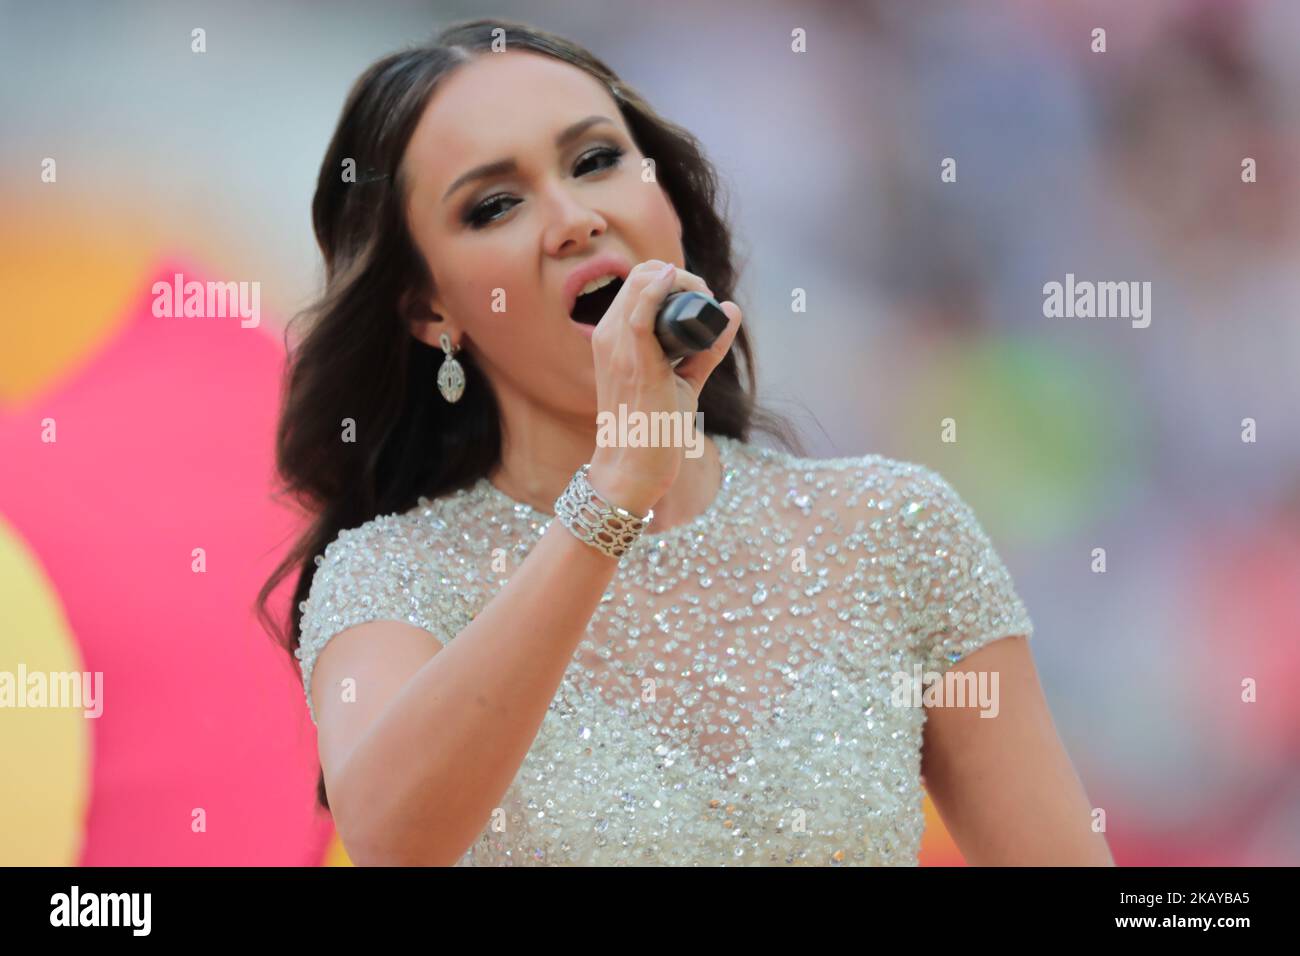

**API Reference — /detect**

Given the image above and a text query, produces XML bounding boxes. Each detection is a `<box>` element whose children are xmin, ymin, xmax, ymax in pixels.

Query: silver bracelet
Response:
<box><xmin>554</xmin><ymin>464</ymin><xmax>653</xmax><ymax>559</ymax></box>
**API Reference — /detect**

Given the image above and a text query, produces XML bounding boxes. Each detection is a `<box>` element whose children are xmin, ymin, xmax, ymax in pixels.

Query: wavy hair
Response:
<box><xmin>256</xmin><ymin>17</ymin><xmax>802</xmax><ymax>811</ymax></box>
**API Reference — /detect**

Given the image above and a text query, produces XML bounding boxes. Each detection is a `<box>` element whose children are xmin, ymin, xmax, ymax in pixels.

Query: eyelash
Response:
<box><xmin>463</xmin><ymin>145</ymin><xmax>626</xmax><ymax>229</ymax></box>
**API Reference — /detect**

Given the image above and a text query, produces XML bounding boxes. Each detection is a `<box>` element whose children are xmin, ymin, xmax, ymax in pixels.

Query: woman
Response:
<box><xmin>259</xmin><ymin>18</ymin><xmax>1113</xmax><ymax>866</ymax></box>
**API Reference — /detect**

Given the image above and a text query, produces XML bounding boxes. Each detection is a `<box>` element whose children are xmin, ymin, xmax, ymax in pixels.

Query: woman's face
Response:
<box><xmin>400</xmin><ymin>50</ymin><xmax>684</xmax><ymax>419</ymax></box>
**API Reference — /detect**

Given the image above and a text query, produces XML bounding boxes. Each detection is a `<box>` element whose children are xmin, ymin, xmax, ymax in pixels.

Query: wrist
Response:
<box><xmin>554</xmin><ymin>462</ymin><xmax>654</xmax><ymax>561</ymax></box>
<box><xmin>586</xmin><ymin>460</ymin><xmax>662</xmax><ymax>518</ymax></box>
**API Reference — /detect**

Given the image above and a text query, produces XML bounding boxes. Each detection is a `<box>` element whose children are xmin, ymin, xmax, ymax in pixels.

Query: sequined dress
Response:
<box><xmin>295</xmin><ymin>434</ymin><xmax>1035</xmax><ymax>865</ymax></box>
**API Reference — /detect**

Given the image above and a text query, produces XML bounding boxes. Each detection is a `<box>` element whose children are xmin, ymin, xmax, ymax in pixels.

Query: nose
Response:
<box><xmin>541</xmin><ymin>180</ymin><xmax>606</xmax><ymax>255</ymax></box>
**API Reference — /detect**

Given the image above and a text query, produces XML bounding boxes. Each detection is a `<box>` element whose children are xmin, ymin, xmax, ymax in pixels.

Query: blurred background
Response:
<box><xmin>2</xmin><ymin>0</ymin><xmax>1297</xmax><ymax>866</ymax></box>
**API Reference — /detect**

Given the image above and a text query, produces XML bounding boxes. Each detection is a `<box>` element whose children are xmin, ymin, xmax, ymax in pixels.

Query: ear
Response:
<box><xmin>400</xmin><ymin>286</ymin><xmax>455</xmax><ymax>349</ymax></box>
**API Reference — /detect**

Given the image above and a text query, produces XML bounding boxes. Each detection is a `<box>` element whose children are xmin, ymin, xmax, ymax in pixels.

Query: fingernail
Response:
<box><xmin>658</xmin><ymin>262</ymin><xmax>675</xmax><ymax>279</ymax></box>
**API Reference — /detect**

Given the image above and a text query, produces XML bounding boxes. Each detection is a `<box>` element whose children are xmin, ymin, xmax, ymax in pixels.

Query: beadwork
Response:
<box><xmin>555</xmin><ymin>463</ymin><xmax>653</xmax><ymax>558</ymax></box>
<box><xmin>294</xmin><ymin>434</ymin><xmax>1034</xmax><ymax>865</ymax></box>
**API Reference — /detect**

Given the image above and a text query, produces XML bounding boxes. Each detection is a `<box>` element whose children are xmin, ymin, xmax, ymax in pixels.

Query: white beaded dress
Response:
<box><xmin>295</xmin><ymin>434</ymin><xmax>1035</xmax><ymax>865</ymax></box>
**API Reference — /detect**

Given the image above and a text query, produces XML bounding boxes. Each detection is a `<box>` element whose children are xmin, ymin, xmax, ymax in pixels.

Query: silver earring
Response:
<box><xmin>437</xmin><ymin>332</ymin><xmax>465</xmax><ymax>403</ymax></box>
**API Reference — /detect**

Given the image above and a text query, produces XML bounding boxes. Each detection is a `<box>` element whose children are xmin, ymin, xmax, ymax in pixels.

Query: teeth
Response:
<box><xmin>577</xmin><ymin>274</ymin><xmax>619</xmax><ymax>297</ymax></box>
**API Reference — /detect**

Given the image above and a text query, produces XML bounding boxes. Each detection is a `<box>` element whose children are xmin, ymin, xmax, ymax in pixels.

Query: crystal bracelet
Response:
<box><xmin>554</xmin><ymin>464</ymin><xmax>653</xmax><ymax>559</ymax></box>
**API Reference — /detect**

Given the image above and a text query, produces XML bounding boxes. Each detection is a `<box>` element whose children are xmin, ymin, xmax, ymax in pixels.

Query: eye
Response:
<box><xmin>463</xmin><ymin>145</ymin><xmax>627</xmax><ymax>230</ymax></box>
<box><xmin>465</xmin><ymin>192</ymin><xmax>517</xmax><ymax>229</ymax></box>
<box><xmin>574</xmin><ymin>145</ymin><xmax>625</xmax><ymax>176</ymax></box>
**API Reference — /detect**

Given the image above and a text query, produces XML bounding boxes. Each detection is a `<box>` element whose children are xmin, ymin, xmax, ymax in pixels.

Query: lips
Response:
<box><xmin>562</xmin><ymin>254</ymin><xmax>633</xmax><ymax>318</ymax></box>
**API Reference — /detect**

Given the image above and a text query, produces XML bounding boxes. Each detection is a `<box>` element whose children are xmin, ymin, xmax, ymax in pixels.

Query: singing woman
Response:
<box><xmin>258</xmin><ymin>18</ymin><xmax>1113</xmax><ymax>867</ymax></box>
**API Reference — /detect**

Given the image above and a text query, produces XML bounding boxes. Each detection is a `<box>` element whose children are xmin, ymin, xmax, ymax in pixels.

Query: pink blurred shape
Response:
<box><xmin>1192</xmin><ymin>516</ymin><xmax>1300</xmax><ymax>760</ymax></box>
<box><xmin>0</xmin><ymin>256</ymin><xmax>333</xmax><ymax>864</ymax></box>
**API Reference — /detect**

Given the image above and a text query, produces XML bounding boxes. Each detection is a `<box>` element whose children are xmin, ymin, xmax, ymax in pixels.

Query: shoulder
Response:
<box><xmin>725</xmin><ymin>436</ymin><xmax>1014</xmax><ymax>583</ymax></box>
<box><xmin>294</xmin><ymin>508</ymin><xmax>449</xmax><ymax>722</ymax></box>
<box><xmin>297</xmin><ymin>511</ymin><xmax>423</xmax><ymax>655</ymax></box>
<box><xmin>307</xmin><ymin>510</ymin><xmax>427</xmax><ymax>588</ymax></box>
<box><xmin>751</xmin><ymin>443</ymin><xmax>1037</xmax><ymax>660</ymax></box>
<box><xmin>719</xmin><ymin>434</ymin><xmax>963</xmax><ymax>518</ymax></box>
<box><xmin>306</xmin><ymin>484</ymin><xmax>484</xmax><ymax>580</ymax></box>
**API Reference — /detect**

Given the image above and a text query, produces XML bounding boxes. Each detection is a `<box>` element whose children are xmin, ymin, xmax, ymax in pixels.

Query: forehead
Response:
<box><xmin>403</xmin><ymin>51</ymin><xmax>622</xmax><ymax>208</ymax></box>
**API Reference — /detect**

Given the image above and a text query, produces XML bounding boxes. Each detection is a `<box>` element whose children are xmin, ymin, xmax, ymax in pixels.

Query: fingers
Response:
<box><xmin>626</xmin><ymin>262</ymin><xmax>676</xmax><ymax>334</ymax></box>
<box><xmin>592</xmin><ymin>261</ymin><xmax>677</xmax><ymax>375</ymax></box>
<box><xmin>624</xmin><ymin>259</ymin><xmax>713</xmax><ymax>337</ymax></box>
<box><xmin>632</xmin><ymin>259</ymin><xmax>714</xmax><ymax>305</ymax></box>
<box><xmin>593</xmin><ymin>258</ymin><xmax>724</xmax><ymax>371</ymax></box>
<box><xmin>673</xmin><ymin>299</ymin><xmax>742</xmax><ymax>396</ymax></box>
<box><xmin>664</xmin><ymin>262</ymin><xmax>713</xmax><ymax>301</ymax></box>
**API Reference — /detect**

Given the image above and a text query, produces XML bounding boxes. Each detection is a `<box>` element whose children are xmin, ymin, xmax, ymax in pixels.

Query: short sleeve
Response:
<box><xmin>293</xmin><ymin>517</ymin><xmax>450</xmax><ymax>726</ymax></box>
<box><xmin>898</xmin><ymin>467</ymin><xmax>1035</xmax><ymax>676</ymax></box>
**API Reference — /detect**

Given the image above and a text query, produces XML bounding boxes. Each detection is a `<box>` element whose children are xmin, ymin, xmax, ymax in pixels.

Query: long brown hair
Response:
<box><xmin>256</xmin><ymin>17</ymin><xmax>801</xmax><ymax>811</ymax></box>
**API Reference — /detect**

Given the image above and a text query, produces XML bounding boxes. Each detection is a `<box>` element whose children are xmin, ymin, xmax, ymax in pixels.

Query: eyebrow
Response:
<box><xmin>441</xmin><ymin>114</ymin><xmax>618</xmax><ymax>203</ymax></box>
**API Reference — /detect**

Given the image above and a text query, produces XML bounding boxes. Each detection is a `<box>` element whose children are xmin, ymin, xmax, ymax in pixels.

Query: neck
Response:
<box><xmin>486</xmin><ymin>390</ymin><xmax>721</xmax><ymax>533</ymax></box>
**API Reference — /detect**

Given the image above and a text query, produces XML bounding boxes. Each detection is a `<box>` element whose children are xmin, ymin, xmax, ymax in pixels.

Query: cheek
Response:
<box><xmin>456</xmin><ymin>253</ymin><xmax>537</xmax><ymax>325</ymax></box>
<box><xmin>637</xmin><ymin>187</ymin><xmax>681</xmax><ymax>240</ymax></box>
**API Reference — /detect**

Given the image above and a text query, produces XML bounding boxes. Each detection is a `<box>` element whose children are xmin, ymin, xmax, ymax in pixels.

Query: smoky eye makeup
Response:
<box><xmin>457</xmin><ymin>139</ymin><xmax>628</xmax><ymax>230</ymax></box>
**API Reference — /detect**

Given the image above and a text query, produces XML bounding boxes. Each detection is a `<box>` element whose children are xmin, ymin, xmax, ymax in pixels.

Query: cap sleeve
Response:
<box><xmin>898</xmin><ymin>466</ymin><xmax>1035</xmax><ymax>676</ymax></box>
<box><xmin>293</xmin><ymin>516</ymin><xmax>451</xmax><ymax>726</ymax></box>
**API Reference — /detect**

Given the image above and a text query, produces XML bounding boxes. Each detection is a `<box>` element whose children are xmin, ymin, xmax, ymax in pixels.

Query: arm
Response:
<box><xmin>313</xmin><ymin>469</ymin><xmax>653</xmax><ymax>867</ymax></box>
<box><xmin>309</xmin><ymin>261</ymin><xmax>739</xmax><ymax>866</ymax></box>
<box><xmin>920</xmin><ymin>635</ymin><xmax>1115</xmax><ymax>865</ymax></box>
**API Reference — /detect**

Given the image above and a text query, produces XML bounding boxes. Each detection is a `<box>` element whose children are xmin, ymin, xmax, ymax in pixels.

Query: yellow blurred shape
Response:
<box><xmin>0</xmin><ymin>514</ymin><xmax>92</xmax><ymax>865</ymax></box>
<box><xmin>323</xmin><ymin>830</ymin><xmax>354</xmax><ymax>867</ymax></box>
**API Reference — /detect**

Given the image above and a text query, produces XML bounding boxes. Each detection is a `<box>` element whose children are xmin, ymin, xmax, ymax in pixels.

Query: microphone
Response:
<box><xmin>654</xmin><ymin>291</ymin><xmax>729</xmax><ymax>362</ymax></box>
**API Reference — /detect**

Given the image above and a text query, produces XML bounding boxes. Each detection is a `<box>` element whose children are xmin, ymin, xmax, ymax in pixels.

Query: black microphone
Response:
<box><xmin>654</xmin><ymin>291</ymin><xmax>729</xmax><ymax>362</ymax></box>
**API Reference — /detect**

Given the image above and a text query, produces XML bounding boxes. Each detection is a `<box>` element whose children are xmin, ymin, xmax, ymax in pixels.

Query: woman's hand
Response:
<box><xmin>586</xmin><ymin>259</ymin><xmax>742</xmax><ymax>515</ymax></box>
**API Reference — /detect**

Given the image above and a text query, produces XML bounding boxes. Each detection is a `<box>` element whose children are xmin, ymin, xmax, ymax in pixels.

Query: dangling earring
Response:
<box><xmin>437</xmin><ymin>332</ymin><xmax>465</xmax><ymax>403</ymax></box>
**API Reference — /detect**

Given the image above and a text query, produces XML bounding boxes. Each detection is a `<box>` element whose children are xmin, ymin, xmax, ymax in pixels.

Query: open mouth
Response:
<box><xmin>569</xmin><ymin>276</ymin><xmax>624</xmax><ymax>325</ymax></box>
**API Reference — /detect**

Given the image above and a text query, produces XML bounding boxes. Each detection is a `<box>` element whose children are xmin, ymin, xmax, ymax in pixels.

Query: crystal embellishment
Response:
<box><xmin>293</xmin><ymin>434</ymin><xmax>1035</xmax><ymax>865</ymax></box>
